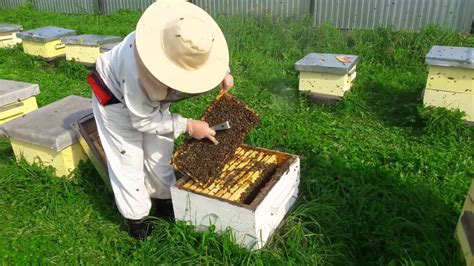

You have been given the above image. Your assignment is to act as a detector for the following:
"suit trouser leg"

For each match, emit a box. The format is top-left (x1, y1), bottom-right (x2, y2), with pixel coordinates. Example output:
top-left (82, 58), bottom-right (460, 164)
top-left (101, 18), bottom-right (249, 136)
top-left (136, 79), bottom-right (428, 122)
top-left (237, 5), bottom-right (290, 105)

top-left (92, 96), bottom-right (151, 220)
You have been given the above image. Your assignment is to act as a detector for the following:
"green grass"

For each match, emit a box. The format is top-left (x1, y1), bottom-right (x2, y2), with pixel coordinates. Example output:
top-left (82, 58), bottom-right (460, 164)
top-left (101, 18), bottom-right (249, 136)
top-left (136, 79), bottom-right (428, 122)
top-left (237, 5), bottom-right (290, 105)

top-left (0, 6), bottom-right (473, 265)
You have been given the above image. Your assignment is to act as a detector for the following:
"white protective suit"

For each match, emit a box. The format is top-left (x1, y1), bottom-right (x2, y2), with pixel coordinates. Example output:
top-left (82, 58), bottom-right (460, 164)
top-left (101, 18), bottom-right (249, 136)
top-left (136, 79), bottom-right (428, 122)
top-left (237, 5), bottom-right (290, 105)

top-left (93, 32), bottom-right (188, 220)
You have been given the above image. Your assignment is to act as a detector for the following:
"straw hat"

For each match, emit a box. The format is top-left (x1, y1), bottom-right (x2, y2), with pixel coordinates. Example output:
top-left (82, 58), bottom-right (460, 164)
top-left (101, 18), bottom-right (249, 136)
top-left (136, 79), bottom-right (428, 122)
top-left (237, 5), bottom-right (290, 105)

top-left (135, 0), bottom-right (229, 94)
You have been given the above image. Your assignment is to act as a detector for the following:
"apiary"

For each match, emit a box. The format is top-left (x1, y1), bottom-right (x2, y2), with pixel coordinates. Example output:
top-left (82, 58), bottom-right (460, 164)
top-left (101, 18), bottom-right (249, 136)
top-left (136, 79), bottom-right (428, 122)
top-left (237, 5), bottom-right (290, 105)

top-left (0, 24), bottom-right (22, 48)
top-left (16, 26), bottom-right (76, 60)
top-left (295, 53), bottom-right (358, 100)
top-left (171, 92), bottom-right (300, 249)
top-left (0, 95), bottom-right (92, 177)
top-left (424, 46), bottom-right (474, 123)
top-left (62, 34), bottom-right (121, 66)
top-left (0, 79), bottom-right (40, 125)
top-left (456, 181), bottom-right (474, 265)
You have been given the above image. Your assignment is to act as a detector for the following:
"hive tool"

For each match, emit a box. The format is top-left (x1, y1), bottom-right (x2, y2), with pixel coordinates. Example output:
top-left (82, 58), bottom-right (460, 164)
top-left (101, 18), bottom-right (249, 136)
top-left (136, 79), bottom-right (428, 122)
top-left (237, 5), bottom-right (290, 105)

top-left (211, 121), bottom-right (231, 131)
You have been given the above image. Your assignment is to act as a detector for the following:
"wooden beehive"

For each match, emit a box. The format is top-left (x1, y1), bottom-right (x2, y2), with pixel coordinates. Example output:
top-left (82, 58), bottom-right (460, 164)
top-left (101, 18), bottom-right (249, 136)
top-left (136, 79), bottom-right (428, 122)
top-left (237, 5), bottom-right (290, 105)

top-left (16, 26), bottom-right (76, 60)
top-left (0, 24), bottom-right (22, 48)
top-left (62, 34), bottom-right (121, 66)
top-left (171, 146), bottom-right (299, 250)
top-left (0, 79), bottom-right (40, 125)
top-left (0, 96), bottom-right (91, 177)
top-left (424, 46), bottom-right (474, 123)
top-left (456, 181), bottom-right (474, 265)
top-left (295, 53), bottom-right (358, 100)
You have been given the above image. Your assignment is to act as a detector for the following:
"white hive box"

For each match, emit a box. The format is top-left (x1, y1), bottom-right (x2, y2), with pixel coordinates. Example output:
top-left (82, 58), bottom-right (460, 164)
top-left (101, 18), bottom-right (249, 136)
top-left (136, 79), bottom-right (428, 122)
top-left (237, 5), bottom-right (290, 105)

top-left (0, 24), bottom-right (22, 48)
top-left (0, 79), bottom-right (40, 125)
top-left (16, 26), bottom-right (76, 60)
top-left (456, 181), bottom-right (474, 265)
top-left (424, 46), bottom-right (474, 122)
top-left (62, 34), bottom-right (121, 66)
top-left (0, 96), bottom-right (92, 177)
top-left (171, 145), bottom-right (300, 250)
top-left (295, 53), bottom-right (358, 99)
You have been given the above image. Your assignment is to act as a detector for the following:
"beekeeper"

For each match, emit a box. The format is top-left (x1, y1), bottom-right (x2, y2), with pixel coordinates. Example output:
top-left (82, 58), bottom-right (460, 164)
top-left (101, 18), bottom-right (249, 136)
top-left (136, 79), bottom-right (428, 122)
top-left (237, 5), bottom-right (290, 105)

top-left (87, 1), bottom-right (233, 240)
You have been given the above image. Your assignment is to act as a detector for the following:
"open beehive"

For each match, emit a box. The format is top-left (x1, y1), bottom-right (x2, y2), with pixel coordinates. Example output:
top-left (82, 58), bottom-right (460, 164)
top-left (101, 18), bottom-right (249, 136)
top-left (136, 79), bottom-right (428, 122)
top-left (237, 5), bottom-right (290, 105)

top-left (171, 92), bottom-right (300, 249)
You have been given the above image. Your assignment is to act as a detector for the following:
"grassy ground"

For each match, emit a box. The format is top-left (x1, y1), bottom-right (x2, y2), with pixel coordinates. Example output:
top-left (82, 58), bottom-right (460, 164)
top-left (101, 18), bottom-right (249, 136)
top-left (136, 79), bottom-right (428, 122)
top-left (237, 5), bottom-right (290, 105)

top-left (0, 5), bottom-right (473, 265)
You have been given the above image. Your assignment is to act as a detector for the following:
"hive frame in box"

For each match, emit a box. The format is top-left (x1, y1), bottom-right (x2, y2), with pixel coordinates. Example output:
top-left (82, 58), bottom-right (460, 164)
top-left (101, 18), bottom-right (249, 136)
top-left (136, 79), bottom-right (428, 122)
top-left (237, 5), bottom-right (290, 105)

top-left (72, 113), bottom-right (112, 191)
top-left (171, 145), bottom-right (300, 250)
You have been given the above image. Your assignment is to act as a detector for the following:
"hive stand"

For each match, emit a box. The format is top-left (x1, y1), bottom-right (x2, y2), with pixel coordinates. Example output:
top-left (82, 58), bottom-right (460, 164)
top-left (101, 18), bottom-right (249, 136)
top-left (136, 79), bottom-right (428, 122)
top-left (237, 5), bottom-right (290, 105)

top-left (0, 24), bottom-right (22, 48)
top-left (0, 96), bottom-right (92, 177)
top-left (456, 181), bottom-right (474, 265)
top-left (16, 26), bottom-right (76, 60)
top-left (99, 42), bottom-right (120, 54)
top-left (62, 34), bottom-right (121, 66)
top-left (295, 53), bottom-right (358, 104)
top-left (0, 79), bottom-right (40, 125)
top-left (424, 46), bottom-right (474, 123)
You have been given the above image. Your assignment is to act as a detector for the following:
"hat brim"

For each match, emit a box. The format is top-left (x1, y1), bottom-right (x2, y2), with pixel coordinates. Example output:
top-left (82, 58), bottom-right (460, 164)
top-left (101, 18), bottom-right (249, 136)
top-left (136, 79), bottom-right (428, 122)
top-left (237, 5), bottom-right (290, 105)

top-left (136, 2), bottom-right (229, 94)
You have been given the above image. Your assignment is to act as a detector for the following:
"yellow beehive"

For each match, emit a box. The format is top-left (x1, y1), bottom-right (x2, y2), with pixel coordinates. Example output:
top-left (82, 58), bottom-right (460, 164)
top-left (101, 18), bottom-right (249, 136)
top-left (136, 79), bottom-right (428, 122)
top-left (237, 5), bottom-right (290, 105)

top-left (456, 181), bottom-right (474, 265)
top-left (295, 53), bottom-right (358, 98)
top-left (0, 79), bottom-right (40, 125)
top-left (16, 26), bottom-right (76, 60)
top-left (62, 35), bottom-right (121, 66)
top-left (424, 46), bottom-right (474, 123)
top-left (423, 89), bottom-right (474, 121)
top-left (0, 96), bottom-right (92, 177)
top-left (0, 24), bottom-right (22, 48)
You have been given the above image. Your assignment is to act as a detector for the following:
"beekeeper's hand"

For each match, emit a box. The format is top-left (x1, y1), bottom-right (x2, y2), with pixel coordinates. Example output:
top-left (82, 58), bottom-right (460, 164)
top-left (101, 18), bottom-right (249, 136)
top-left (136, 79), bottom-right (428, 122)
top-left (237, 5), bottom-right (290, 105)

top-left (187, 120), bottom-right (218, 145)
top-left (219, 72), bottom-right (234, 92)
